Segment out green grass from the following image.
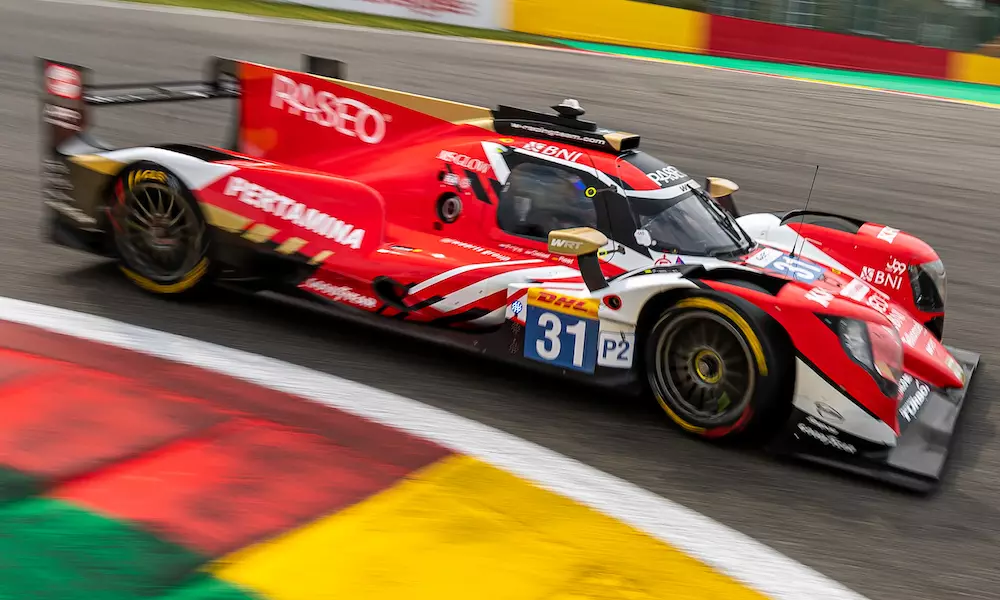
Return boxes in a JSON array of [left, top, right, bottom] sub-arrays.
[[121, 0, 563, 46]]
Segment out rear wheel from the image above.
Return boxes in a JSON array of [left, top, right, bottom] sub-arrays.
[[109, 162, 212, 296], [644, 295, 792, 442]]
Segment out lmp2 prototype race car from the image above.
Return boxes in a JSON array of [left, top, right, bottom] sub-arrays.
[[37, 53, 979, 491]]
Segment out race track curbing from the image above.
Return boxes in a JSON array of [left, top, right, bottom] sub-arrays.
[[0, 296, 869, 599]]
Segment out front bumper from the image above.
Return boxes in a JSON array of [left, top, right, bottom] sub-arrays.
[[772, 345, 981, 493]]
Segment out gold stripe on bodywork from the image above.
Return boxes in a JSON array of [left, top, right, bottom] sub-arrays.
[[243, 223, 279, 244], [276, 237, 308, 255], [454, 118, 497, 132], [309, 250, 334, 265], [333, 80, 493, 124], [199, 203, 253, 233], [69, 154, 126, 176]]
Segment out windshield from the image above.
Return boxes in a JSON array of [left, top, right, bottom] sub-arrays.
[[614, 151, 754, 258], [629, 190, 753, 257]]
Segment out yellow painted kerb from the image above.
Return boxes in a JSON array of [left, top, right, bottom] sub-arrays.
[[510, 0, 708, 54], [213, 454, 765, 600], [948, 52, 1000, 87], [212, 456, 764, 600]]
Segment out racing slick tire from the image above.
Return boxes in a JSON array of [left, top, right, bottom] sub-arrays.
[[108, 161, 214, 297], [643, 292, 794, 443]]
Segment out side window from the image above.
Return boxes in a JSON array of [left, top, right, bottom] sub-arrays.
[[497, 162, 598, 240]]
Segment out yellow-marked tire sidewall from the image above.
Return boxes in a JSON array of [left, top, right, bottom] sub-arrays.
[[645, 294, 787, 441], [112, 162, 212, 297], [120, 257, 209, 295]]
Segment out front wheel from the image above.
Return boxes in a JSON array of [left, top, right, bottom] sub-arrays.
[[109, 162, 213, 296], [644, 295, 792, 442]]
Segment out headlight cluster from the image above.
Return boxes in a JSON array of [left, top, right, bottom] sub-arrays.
[[909, 259, 946, 313], [838, 318, 903, 399]]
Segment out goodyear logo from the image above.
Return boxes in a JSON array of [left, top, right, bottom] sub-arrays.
[[128, 169, 167, 189], [527, 288, 599, 319]]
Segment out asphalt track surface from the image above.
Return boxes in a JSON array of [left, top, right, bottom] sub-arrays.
[[2, 1, 1000, 598]]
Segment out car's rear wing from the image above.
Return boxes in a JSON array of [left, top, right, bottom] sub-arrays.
[[37, 54, 347, 156]]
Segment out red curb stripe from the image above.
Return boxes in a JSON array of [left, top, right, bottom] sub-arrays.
[[0, 321, 452, 473]]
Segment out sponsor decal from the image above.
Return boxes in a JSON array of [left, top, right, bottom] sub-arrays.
[[945, 354, 965, 384], [42, 160, 72, 191], [529, 289, 599, 319], [806, 415, 837, 434], [302, 278, 378, 309], [45, 200, 97, 225], [550, 238, 585, 252], [440, 238, 511, 261], [900, 321, 923, 348], [634, 229, 652, 247], [896, 373, 930, 423], [270, 74, 389, 144], [654, 255, 684, 266], [815, 402, 844, 423], [804, 287, 834, 308], [876, 225, 900, 244], [860, 257, 907, 291], [127, 169, 167, 189], [359, 0, 478, 17], [925, 338, 936, 356], [498, 243, 556, 261], [223, 176, 365, 249], [508, 122, 607, 146], [43, 104, 82, 131], [646, 166, 686, 186], [510, 299, 524, 316], [442, 172, 471, 190], [521, 142, 584, 163], [598, 331, 635, 369], [885, 308, 907, 331], [798, 420, 857, 454], [45, 64, 82, 100], [839, 278, 910, 329], [746, 247, 823, 283], [840, 278, 870, 302], [745, 247, 783, 268], [437, 150, 490, 174], [524, 288, 600, 373]]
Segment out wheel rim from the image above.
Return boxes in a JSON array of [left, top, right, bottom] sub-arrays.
[[114, 182, 205, 283], [651, 310, 756, 427]]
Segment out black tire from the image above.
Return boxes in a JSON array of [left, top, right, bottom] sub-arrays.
[[643, 293, 793, 442], [108, 161, 213, 297]]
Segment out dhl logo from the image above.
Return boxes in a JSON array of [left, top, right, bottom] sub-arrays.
[[527, 288, 599, 319], [128, 169, 167, 189]]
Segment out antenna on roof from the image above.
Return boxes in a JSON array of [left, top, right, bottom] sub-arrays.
[[552, 98, 585, 119], [789, 165, 820, 260]]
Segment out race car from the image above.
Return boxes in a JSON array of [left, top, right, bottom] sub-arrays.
[[36, 54, 979, 492]]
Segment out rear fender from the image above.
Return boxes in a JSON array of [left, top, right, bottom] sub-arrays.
[[195, 164, 387, 259]]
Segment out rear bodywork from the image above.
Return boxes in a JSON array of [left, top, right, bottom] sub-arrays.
[[36, 55, 980, 492]]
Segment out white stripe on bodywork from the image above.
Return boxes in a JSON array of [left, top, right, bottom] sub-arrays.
[[431, 265, 581, 313], [481, 141, 511, 184], [408, 258, 543, 295], [94, 146, 239, 191], [792, 358, 896, 446]]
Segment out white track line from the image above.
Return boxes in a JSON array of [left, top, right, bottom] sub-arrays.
[[0, 295, 869, 600], [30, 0, 1000, 110]]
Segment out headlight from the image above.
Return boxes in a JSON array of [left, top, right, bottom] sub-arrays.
[[838, 318, 903, 398], [909, 259, 946, 313]]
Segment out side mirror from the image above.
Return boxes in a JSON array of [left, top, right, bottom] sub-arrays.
[[706, 177, 740, 217], [548, 227, 609, 291]]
